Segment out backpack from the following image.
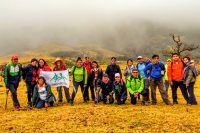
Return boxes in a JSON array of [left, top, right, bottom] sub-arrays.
[[149, 62, 165, 77], [192, 67, 198, 79]]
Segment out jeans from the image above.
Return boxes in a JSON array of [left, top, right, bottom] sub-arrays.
[[150, 78, 170, 104], [71, 81, 87, 102], [187, 83, 197, 105], [8, 83, 20, 107], [36, 96, 54, 108], [171, 81, 189, 103], [57, 86, 71, 102]]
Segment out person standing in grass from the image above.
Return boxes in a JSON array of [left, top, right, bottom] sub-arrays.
[[53, 58, 71, 103], [70, 57, 88, 106], [144, 54, 171, 105], [168, 53, 189, 104], [163, 59, 171, 93], [22, 58, 38, 108], [32, 76, 55, 109], [110, 73, 127, 105], [4, 55, 22, 111], [105, 57, 122, 84], [90, 61, 103, 104], [97, 73, 114, 104], [136, 56, 150, 101], [83, 57, 94, 101], [124, 59, 135, 80], [183, 58, 198, 105], [126, 69, 147, 105]]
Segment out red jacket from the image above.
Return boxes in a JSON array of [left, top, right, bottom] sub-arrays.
[[37, 65, 52, 77], [167, 59, 184, 82], [83, 62, 92, 77]]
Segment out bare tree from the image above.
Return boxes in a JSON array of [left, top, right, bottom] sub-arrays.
[[162, 34, 199, 57]]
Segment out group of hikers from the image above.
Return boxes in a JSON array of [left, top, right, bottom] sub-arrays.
[[1, 53, 198, 111]]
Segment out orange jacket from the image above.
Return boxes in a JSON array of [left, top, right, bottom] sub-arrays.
[[167, 59, 184, 82]]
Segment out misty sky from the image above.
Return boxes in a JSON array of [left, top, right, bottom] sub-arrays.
[[0, 0, 200, 56]]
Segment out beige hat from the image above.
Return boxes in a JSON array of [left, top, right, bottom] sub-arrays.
[[54, 58, 63, 64]]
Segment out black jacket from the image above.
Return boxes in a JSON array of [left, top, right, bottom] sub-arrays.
[[22, 64, 38, 84], [97, 80, 113, 96], [105, 64, 122, 82]]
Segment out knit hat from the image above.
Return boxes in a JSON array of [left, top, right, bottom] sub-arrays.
[[115, 73, 121, 78]]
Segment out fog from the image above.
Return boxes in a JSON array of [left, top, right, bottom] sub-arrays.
[[0, 0, 200, 56]]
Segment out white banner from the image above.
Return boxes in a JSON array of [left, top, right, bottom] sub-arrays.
[[40, 70, 70, 88]]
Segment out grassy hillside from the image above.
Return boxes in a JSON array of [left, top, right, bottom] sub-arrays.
[[0, 64, 200, 132]]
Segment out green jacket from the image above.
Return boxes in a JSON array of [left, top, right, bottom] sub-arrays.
[[126, 76, 144, 95], [32, 83, 55, 106], [4, 62, 22, 87], [70, 66, 88, 85]]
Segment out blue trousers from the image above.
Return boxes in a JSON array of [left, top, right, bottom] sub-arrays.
[[36, 96, 54, 108], [9, 83, 20, 107], [187, 83, 197, 105]]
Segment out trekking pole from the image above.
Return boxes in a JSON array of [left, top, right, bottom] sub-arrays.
[[5, 90, 9, 110]]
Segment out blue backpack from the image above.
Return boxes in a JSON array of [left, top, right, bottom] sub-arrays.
[[149, 62, 165, 77]]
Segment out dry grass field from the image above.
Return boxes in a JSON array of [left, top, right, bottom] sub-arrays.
[[0, 63, 200, 133]]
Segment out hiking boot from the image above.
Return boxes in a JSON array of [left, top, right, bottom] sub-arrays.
[[84, 100, 88, 104], [58, 100, 63, 103], [67, 99, 71, 103], [94, 100, 98, 104], [69, 100, 74, 106], [166, 102, 173, 106], [15, 106, 20, 111], [173, 101, 178, 105], [152, 102, 157, 105], [141, 101, 145, 106], [27, 102, 32, 108]]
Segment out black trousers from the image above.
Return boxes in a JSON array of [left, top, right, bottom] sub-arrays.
[[171, 81, 189, 103]]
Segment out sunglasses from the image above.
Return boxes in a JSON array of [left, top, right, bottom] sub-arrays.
[[115, 76, 120, 78]]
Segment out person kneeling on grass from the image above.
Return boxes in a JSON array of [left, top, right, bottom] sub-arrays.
[[97, 73, 114, 104], [126, 69, 147, 105], [110, 73, 127, 105], [32, 76, 55, 109]]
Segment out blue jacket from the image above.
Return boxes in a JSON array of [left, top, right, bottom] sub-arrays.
[[137, 63, 147, 79], [144, 62, 165, 79]]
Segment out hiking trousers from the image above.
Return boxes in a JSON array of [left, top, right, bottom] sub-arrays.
[[85, 77, 95, 101], [171, 81, 189, 104], [150, 78, 170, 105], [187, 83, 197, 105], [57, 86, 71, 102], [71, 81, 87, 102], [8, 83, 20, 107], [26, 82, 36, 104]]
